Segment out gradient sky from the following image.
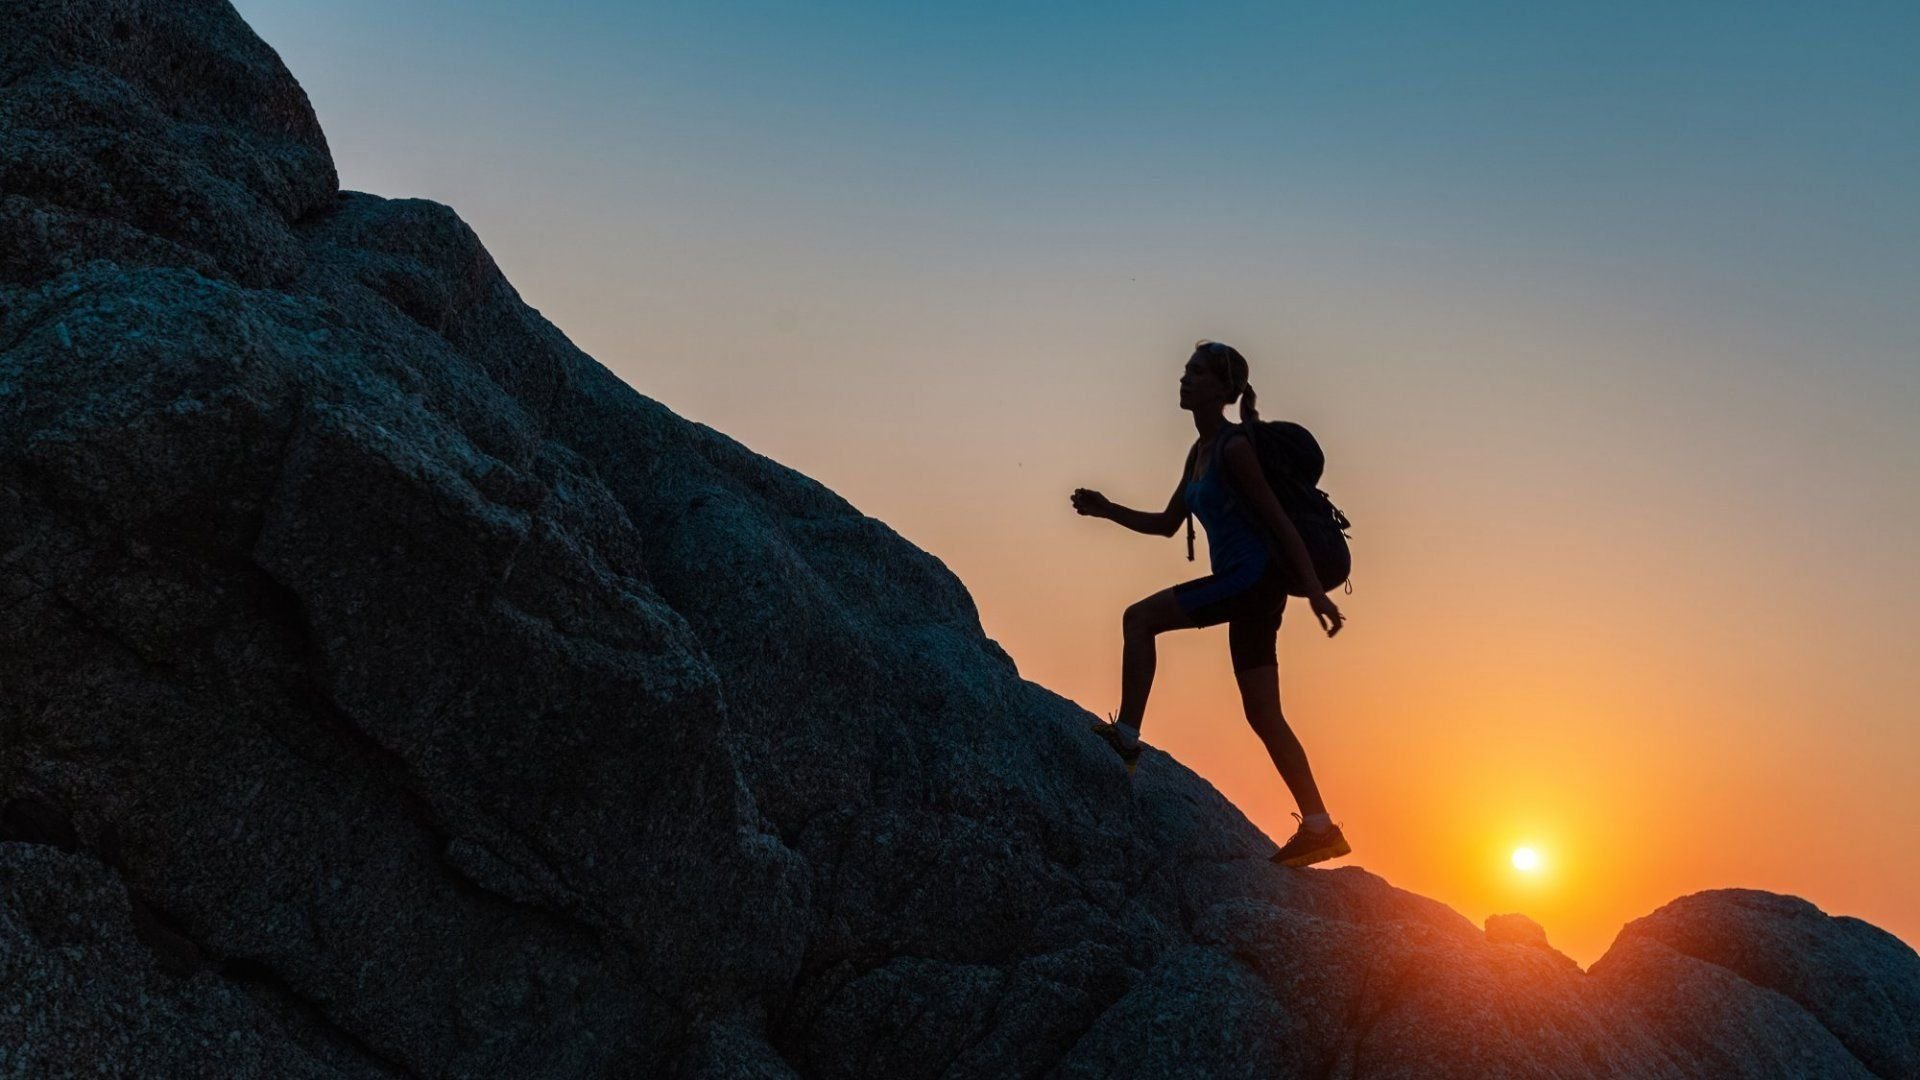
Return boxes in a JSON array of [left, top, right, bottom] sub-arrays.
[[233, 0, 1919, 965]]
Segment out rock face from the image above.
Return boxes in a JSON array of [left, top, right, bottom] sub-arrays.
[[0, 2, 1914, 1077]]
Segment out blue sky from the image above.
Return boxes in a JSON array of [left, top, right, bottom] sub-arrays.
[[244, 1, 1917, 305]]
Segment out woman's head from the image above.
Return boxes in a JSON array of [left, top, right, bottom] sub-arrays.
[[1179, 339, 1260, 424]]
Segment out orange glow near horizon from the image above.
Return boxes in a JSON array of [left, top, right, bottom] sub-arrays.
[[879, 402, 1920, 968], [583, 318, 1917, 969]]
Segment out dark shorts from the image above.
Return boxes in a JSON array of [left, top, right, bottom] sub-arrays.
[[1172, 558, 1289, 671]]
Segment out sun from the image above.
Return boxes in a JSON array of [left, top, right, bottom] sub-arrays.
[[1511, 846, 1544, 874]]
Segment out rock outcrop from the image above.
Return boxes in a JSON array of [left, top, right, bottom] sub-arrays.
[[2, 2, 1915, 1076]]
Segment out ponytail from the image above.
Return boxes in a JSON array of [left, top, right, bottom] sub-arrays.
[[1239, 381, 1259, 426]]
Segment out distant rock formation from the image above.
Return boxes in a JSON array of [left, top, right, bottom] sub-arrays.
[[2, 2, 1915, 1076]]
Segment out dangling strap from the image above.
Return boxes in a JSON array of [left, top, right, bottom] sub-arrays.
[[1182, 439, 1200, 562]]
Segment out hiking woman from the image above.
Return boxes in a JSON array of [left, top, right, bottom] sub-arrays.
[[1069, 340, 1350, 867]]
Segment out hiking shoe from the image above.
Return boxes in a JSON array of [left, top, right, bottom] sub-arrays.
[[1269, 813, 1350, 867], [1088, 714, 1144, 775]]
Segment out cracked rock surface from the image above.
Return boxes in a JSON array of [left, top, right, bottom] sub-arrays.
[[2, 2, 1916, 1077]]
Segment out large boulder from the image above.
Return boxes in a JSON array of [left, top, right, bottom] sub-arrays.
[[2, 2, 1914, 1076], [1591, 891, 1920, 1078]]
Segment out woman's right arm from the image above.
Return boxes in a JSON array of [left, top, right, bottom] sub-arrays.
[[1071, 445, 1193, 538]]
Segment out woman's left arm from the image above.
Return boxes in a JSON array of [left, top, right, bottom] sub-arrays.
[[1222, 435, 1345, 634]]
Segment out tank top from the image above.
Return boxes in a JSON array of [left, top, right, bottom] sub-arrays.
[[1186, 424, 1272, 575]]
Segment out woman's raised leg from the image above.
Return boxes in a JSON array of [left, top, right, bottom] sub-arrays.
[[1114, 587, 1197, 741]]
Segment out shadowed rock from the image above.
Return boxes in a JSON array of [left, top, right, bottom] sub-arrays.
[[2, 2, 1915, 1077], [1484, 911, 1579, 972]]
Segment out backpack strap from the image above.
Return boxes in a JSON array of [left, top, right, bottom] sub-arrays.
[[1219, 422, 1257, 467], [1186, 425, 1250, 561], [1183, 440, 1199, 561]]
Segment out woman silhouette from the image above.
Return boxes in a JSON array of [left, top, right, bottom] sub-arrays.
[[1070, 340, 1350, 867]]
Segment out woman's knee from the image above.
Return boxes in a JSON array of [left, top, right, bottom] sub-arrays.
[[1124, 591, 1187, 640], [1122, 601, 1157, 641], [1246, 706, 1304, 754], [1233, 663, 1282, 708]]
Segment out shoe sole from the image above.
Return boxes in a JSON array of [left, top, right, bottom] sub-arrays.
[[1274, 837, 1351, 868], [1090, 722, 1143, 775]]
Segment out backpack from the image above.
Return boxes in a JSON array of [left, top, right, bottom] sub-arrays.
[[1186, 420, 1354, 597]]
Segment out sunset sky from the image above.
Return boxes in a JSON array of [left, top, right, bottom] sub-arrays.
[[235, 0, 1918, 965]]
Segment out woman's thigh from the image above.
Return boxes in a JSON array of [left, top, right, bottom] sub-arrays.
[[1174, 560, 1288, 633], [1227, 600, 1285, 672], [1124, 585, 1201, 637]]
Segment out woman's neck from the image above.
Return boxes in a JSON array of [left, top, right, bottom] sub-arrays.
[[1193, 411, 1229, 441]]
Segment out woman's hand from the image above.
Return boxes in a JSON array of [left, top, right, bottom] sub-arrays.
[[1071, 488, 1113, 518], [1309, 593, 1345, 637]]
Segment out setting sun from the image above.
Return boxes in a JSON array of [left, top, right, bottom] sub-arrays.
[[1512, 847, 1544, 874]]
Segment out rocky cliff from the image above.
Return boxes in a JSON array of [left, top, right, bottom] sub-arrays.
[[2, 2, 1915, 1077]]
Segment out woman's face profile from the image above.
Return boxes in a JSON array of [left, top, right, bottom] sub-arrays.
[[1179, 352, 1228, 412]]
